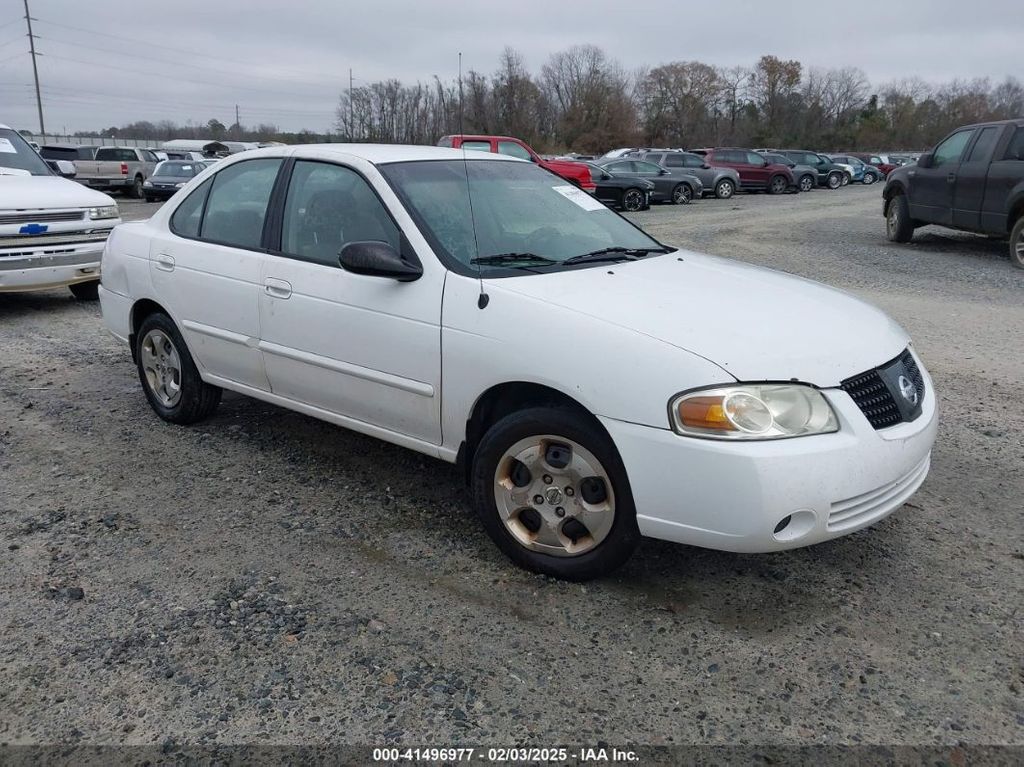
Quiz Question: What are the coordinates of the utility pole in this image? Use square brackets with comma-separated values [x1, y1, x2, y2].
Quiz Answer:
[349, 69, 354, 141]
[235, 104, 240, 130]
[23, 0, 44, 135]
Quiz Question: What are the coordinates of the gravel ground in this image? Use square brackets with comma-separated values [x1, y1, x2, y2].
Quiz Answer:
[1, 186, 1021, 751]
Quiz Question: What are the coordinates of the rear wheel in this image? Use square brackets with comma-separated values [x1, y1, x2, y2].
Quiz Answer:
[471, 407, 640, 581]
[671, 183, 693, 205]
[69, 280, 99, 301]
[886, 194, 914, 243]
[714, 178, 735, 199]
[130, 175, 144, 198]
[621, 187, 645, 212]
[768, 175, 788, 195]
[799, 174, 815, 192]
[135, 312, 221, 424]
[1010, 216, 1024, 269]
[827, 172, 842, 190]
[841, 173, 851, 186]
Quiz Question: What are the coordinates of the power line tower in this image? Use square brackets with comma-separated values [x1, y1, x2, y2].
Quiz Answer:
[23, 0, 44, 134]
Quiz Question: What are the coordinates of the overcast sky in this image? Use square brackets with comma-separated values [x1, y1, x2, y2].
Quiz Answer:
[1, 0, 1020, 135]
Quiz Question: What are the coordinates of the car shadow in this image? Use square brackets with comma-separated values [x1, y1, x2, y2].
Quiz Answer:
[0, 289, 85, 318]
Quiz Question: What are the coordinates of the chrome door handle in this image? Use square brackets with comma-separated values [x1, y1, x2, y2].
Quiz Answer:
[264, 278, 292, 299]
[947, 173, 957, 183]
[155, 254, 175, 272]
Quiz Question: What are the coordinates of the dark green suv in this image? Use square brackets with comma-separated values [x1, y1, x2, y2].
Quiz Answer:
[774, 150, 845, 190]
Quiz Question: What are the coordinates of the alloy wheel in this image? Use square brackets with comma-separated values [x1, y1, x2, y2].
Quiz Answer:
[493, 436, 615, 557]
[716, 179, 734, 199]
[800, 176, 814, 192]
[140, 329, 183, 408]
[672, 184, 692, 204]
[622, 189, 644, 211]
[863, 173, 877, 185]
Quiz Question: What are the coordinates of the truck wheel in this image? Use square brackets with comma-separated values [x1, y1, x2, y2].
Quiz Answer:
[621, 188, 645, 212]
[827, 172, 842, 190]
[799, 174, 815, 192]
[471, 406, 640, 581]
[135, 313, 222, 424]
[886, 194, 914, 243]
[671, 183, 692, 204]
[768, 175, 788, 195]
[130, 175, 144, 199]
[69, 280, 99, 301]
[714, 178, 735, 199]
[1010, 217, 1024, 269]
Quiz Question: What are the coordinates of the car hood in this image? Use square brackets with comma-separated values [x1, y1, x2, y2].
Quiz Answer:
[494, 251, 907, 386]
[0, 174, 117, 209]
[542, 158, 590, 178]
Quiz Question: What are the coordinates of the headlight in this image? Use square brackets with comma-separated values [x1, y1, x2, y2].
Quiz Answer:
[143, 180, 153, 187]
[174, 182, 186, 188]
[669, 384, 838, 440]
[88, 205, 119, 220]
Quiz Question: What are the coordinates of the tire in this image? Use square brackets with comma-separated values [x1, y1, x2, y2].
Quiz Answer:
[1010, 216, 1024, 269]
[863, 172, 878, 185]
[886, 194, 914, 243]
[135, 312, 222, 424]
[799, 174, 815, 193]
[671, 183, 693, 205]
[130, 175, 144, 199]
[714, 178, 735, 199]
[68, 280, 99, 301]
[826, 172, 842, 190]
[144, 195, 155, 203]
[767, 175, 788, 195]
[841, 173, 851, 186]
[471, 406, 641, 581]
[621, 187, 645, 212]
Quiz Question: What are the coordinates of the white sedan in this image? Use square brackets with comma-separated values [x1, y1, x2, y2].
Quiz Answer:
[99, 144, 937, 580]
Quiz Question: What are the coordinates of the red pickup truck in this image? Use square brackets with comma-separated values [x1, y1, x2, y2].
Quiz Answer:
[437, 134, 596, 192]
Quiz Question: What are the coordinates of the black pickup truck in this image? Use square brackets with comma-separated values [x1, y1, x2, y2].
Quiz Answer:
[883, 118, 1024, 268]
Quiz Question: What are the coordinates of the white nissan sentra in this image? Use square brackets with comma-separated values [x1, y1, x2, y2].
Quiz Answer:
[99, 145, 937, 580]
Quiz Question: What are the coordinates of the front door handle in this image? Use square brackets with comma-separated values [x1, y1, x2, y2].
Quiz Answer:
[264, 278, 292, 299]
[155, 254, 175, 272]
[947, 172, 957, 183]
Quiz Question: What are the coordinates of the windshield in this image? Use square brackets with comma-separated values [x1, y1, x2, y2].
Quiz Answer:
[154, 161, 197, 177]
[380, 160, 664, 273]
[0, 129, 53, 176]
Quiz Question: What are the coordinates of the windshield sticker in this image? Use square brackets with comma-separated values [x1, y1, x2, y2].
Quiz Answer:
[0, 138, 18, 154]
[552, 184, 607, 211]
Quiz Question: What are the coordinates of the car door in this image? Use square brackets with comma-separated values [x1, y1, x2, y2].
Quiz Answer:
[632, 160, 673, 197]
[951, 125, 1001, 230]
[743, 151, 771, 187]
[980, 125, 1024, 232]
[148, 157, 283, 391]
[258, 158, 443, 444]
[908, 128, 975, 225]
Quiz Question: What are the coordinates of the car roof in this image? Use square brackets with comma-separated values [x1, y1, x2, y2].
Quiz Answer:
[238, 143, 524, 165]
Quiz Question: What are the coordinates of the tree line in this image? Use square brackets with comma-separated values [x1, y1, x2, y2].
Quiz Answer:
[65, 46, 1022, 154]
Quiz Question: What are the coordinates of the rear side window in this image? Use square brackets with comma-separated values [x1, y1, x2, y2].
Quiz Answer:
[682, 154, 704, 168]
[663, 154, 684, 168]
[1004, 127, 1024, 161]
[200, 159, 282, 249]
[966, 127, 999, 163]
[170, 178, 213, 238]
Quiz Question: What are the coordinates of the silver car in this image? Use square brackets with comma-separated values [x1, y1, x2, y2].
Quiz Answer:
[760, 152, 820, 193]
[635, 151, 742, 199]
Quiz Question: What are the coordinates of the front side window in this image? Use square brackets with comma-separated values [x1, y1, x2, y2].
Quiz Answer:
[460, 141, 491, 153]
[169, 178, 213, 238]
[683, 154, 704, 168]
[634, 161, 663, 175]
[933, 130, 974, 166]
[380, 159, 664, 273]
[663, 154, 685, 168]
[745, 152, 766, 166]
[200, 158, 282, 249]
[497, 141, 532, 161]
[280, 161, 400, 266]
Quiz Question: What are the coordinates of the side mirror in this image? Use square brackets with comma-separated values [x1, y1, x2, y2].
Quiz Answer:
[659, 168, 670, 175]
[702, 163, 711, 170]
[600, 173, 611, 180]
[339, 241, 422, 282]
[916, 152, 934, 169]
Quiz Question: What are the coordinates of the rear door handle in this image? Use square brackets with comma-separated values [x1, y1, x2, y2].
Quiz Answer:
[264, 278, 292, 299]
[155, 254, 175, 272]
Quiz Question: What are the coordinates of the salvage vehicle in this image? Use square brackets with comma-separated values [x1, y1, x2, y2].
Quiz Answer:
[847, 152, 898, 178]
[73, 146, 159, 198]
[438, 134, 595, 192]
[633, 150, 741, 199]
[100, 145, 938, 580]
[760, 152, 819, 193]
[0, 124, 120, 300]
[581, 163, 654, 211]
[594, 157, 702, 204]
[828, 154, 883, 185]
[143, 160, 207, 202]
[690, 148, 797, 193]
[884, 118, 1024, 268]
[773, 150, 846, 189]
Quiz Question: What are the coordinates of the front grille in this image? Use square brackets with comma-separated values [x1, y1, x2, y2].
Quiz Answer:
[841, 349, 925, 430]
[0, 210, 85, 225]
[0, 231, 110, 249]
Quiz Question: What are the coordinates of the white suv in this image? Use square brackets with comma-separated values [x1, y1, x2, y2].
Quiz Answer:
[100, 144, 937, 580]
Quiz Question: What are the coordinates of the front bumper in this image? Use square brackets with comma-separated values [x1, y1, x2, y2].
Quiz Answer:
[601, 358, 938, 553]
[0, 243, 104, 292]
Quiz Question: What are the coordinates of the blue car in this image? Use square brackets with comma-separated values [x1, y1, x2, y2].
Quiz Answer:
[827, 154, 883, 185]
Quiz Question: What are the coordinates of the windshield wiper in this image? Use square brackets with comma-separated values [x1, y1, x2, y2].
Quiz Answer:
[470, 252, 558, 267]
[562, 246, 672, 265]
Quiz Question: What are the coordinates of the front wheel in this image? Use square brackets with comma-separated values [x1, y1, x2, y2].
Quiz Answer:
[886, 194, 914, 243]
[471, 407, 640, 581]
[827, 172, 842, 190]
[1010, 217, 1024, 269]
[768, 175, 788, 195]
[714, 178, 735, 199]
[621, 187, 645, 212]
[135, 312, 222, 424]
[671, 183, 692, 205]
[69, 280, 99, 301]
[841, 173, 851, 186]
[799, 175, 815, 192]
[863, 172, 878, 185]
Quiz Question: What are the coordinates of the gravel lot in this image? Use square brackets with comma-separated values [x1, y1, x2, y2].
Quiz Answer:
[1, 186, 1021, 751]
